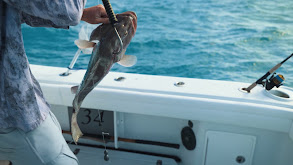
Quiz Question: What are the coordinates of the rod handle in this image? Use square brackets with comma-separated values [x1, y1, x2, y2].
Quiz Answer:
[102, 0, 118, 26]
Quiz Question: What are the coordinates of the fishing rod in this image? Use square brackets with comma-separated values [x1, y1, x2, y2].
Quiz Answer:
[62, 130, 180, 149]
[242, 53, 293, 93]
[69, 141, 182, 162]
[102, 0, 123, 54]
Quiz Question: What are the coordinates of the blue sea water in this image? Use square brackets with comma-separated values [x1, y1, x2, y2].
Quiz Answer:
[22, 0, 293, 87]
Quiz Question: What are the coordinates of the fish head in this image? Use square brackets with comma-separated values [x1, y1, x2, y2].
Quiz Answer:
[116, 11, 137, 43]
[113, 11, 137, 62]
[88, 11, 137, 64]
[89, 11, 137, 44]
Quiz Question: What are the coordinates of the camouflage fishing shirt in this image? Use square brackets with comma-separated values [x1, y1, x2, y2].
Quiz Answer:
[0, 0, 85, 132]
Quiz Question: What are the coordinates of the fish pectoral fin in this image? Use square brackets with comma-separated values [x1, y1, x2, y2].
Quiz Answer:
[71, 85, 79, 94]
[74, 39, 96, 49]
[118, 55, 137, 67]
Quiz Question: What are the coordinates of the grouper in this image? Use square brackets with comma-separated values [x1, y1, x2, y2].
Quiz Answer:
[71, 11, 137, 143]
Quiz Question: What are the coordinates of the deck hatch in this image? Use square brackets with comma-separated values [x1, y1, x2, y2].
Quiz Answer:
[203, 131, 256, 165]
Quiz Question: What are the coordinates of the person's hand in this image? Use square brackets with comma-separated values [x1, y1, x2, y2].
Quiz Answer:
[81, 5, 109, 24]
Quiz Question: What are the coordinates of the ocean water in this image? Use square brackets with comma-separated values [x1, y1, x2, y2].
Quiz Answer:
[22, 0, 293, 87]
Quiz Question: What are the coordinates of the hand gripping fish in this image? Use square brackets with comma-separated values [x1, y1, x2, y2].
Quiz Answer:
[71, 11, 137, 143]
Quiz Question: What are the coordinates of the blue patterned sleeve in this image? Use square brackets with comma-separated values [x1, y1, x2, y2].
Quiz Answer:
[3, 0, 86, 26]
[20, 12, 69, 29]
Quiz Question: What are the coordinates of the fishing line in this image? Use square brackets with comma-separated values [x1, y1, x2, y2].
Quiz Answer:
[102, 0, 123, 54]
[97, 109, 110, 161]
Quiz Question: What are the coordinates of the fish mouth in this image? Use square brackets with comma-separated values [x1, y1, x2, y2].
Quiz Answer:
[128, 12, 137, 31]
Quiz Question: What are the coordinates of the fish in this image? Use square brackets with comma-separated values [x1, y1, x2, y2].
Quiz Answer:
[71, 11, 137, 143]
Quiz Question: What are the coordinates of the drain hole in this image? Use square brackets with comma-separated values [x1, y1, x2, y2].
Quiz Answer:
[174, 82, 185, 87]
[114, 77, 126, 81]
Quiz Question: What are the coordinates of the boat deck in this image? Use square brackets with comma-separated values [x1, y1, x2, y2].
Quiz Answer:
[69, 144, 177, 165]
[0, 143, 177, 165]
[0, 161, 9, 165]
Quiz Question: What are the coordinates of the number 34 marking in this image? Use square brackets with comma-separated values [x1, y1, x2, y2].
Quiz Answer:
[81, 109, 104, 125]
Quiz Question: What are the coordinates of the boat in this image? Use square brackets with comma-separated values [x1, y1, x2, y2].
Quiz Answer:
[3, 64, 291, 165]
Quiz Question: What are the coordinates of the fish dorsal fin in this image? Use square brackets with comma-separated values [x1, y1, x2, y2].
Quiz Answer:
[74, 39, 96, 49]
[118, 55, 137, 67]
[71, 85, 79, 94]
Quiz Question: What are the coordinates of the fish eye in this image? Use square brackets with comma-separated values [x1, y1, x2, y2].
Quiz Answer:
[124, 31, 128, 36]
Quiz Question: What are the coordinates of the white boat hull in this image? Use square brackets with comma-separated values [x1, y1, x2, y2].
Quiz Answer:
[28, 64, 293, 165]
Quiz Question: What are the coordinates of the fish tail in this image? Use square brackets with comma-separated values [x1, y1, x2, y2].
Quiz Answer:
[72, 97, 79, 113]
[71, 112, 83, 144]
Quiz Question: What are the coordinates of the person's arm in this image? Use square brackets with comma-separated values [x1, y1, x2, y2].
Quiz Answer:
[20, 5, 110, 29]
[20, 12, 70, 29]
[4, 0, 86, 26]
[81, 5, 109, 24]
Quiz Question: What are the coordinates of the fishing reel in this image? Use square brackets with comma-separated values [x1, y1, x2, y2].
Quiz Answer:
[261, 73, 285, 91]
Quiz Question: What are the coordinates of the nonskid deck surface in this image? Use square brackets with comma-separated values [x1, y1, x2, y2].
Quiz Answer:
[68, 144, 177, 165]
[0, 144, 177, 165]
[0, 161, 9, 165]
